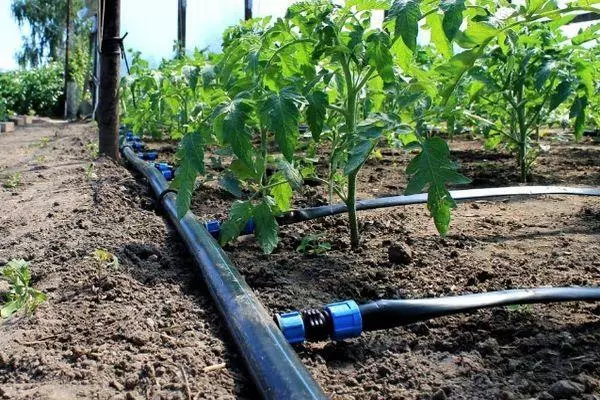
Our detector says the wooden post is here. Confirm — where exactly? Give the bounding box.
[63,0,72,119]
[98,0,121,161]
[245,0,252,20]
[177,0,187,57]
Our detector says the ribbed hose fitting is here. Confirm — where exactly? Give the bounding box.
[275,300,362,344]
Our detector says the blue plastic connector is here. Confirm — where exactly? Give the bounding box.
[205,220,221,237]
[325,300,362,340]
[276,311,306,344]
[162,169,174,181]
[154,162,171,171]
[241,218,255,235]
[137,151,158,161]
[130,141,145,151]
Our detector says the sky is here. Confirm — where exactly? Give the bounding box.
[0,0,595,71]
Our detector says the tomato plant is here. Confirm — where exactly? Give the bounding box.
[464,22,595,181]
[126,0,599,254]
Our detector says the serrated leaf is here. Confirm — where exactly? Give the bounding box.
[575,61,594,97]
[306,91,328,140]
[388,0,421,51]
[220,200,254,245]
[405,137,471,235]
[427,13,453,59]
[269,173,294,212]
[347,0,391,10]
[218,172,243,198]
[366,31,395,83]
[172,131,204,219]
[572,23,600,45]
[259,89,303,161]
[213,96,254,169]
[345,140,375,174]
[570,96,588,141]
[440,0,465,41]
[253,199,279,254]
[549,80,572,112]
[277,159,303,190]
[437,47,482,103]
[534,60,555,90]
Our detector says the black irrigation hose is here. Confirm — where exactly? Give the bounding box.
[277,186,600,225]
[276,287,600,344]
[121,146,327,400]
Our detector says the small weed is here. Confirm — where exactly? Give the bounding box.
[92,249,119,269]
[34,155,46,163]
[297,233,331,255]
[0,259,47,318]
[506,304,533,313]
[85,163,97,181]
[38,136,50,148]
[86,142,99,159]
[3,172,21,189]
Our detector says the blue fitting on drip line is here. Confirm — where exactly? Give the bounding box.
[137,151,158,161]
[204,219,255,238]
[275,300,362,344]
[154,162,175,181]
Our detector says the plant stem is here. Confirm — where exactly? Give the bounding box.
[347,170,359,248]
[342,59,360,249]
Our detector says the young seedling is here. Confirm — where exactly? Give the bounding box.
[296,233,331,255]
[92,249,119,269]
[85,163,98,181]
[86,142,99,159]
[38,136,50,148]
[0,259,47,318]
[3,172,21,189]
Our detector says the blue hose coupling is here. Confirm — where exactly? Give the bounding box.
[137,151,158,161]
[130,141,145,151]
[154,163,175,181]
[326,300,362,341]
[205,220,221,238]
[275,300,362,344]
[275,311,306,344]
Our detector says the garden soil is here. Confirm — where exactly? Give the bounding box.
[186,133,600,400]
[0,121,254,399]
[1,122,599,400]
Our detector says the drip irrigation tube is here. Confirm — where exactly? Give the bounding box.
[276,287,600,344]
[121,145,327,400]
[276,186,600,225]
[203,186,600,236]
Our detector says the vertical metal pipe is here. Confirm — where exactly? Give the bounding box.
[63,0,72,119]
[245,0,253,20]
[177,0,187,57]
[98,0,121,161]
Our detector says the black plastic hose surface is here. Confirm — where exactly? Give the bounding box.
[278,186,600,225]
[122,147,327,400]
[360,287,600,332]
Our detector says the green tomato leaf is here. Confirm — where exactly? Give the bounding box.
[269,173,294,212]
[427,13,453,59]
[220,200,254,246]
[549,80,573,112]
[347,0,391,10]
[366,31,395,83]
[1,299,23,318]
[253,199,279,254]
[172,131,205,219]
[440,0,466,41]
[306,91,328,140]
[405,137,471,235]
[259,88,303,162]
[218,172,243,198]
[570,95,588,141]
[345,140,375,175]
[437,47,482,103]
[213,95,254,169]
[277,159,304,190]
[575,61,594,97]
[534,59,556,91]
[388,0,422,51]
